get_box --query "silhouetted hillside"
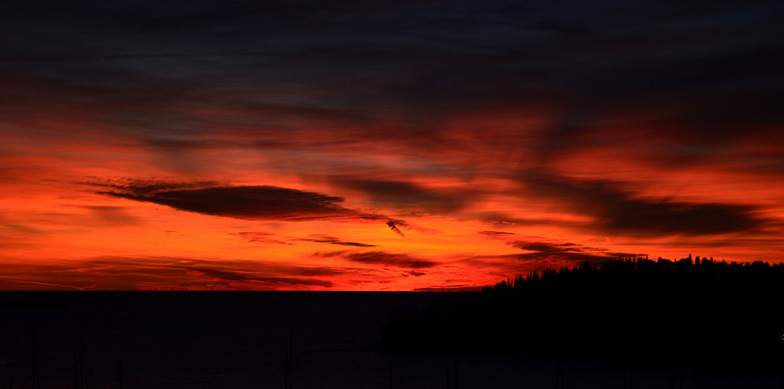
[381,256,784,372]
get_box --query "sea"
[0,291,780,389]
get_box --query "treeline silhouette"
[381,256,784,372]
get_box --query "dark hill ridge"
[381,256,784,373]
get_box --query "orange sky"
[1,1,783,290]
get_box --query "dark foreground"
[382,258,784,371]
[0,291,781,389]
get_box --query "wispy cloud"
[313,250,437,269]
[0,256,339,290]
[297,234,375,247]
[183,267,333,287]
[332,178,466,213]
[478,230,516,236]
[508,240,619,263]
[478,231,637,267]
[231,231,292,245]
[518,172,769,236]
[343,251,437,269]
[82,205,142,225]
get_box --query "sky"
[1,0,783,290]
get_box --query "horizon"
[1,254,778,292]
[2,1,783,290]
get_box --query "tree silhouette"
[381,256,784,373]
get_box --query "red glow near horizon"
[1,102,781,290]
[1,2,782,290]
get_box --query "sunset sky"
[1,0,783,290]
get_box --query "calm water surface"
[0,292,779,389]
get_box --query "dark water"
[0,292,779,389]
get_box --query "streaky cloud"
[313,250,437,269]
[519,171,769,236]
[232,231,292,245]
[478,230,516,236]
[7,255,341,290]
[183,267,333,287]
[297,234,375,247]
[331,177,466,213]
[344,251,437,269]
[508,239,620,263]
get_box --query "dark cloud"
[184,267,333,287]
[4,0,782,166]
[478,213,587,229]
[0,255,340,290]
[386,220,406,238]
[391,219,442,235]
[414,286,483,292]
[232,232,292,245]
[519,172,769,236]
[474,233,639,267]
[508,240,615,263]
[89,179,224,195]
[89,179,368,221]
[311,250,349,258]
[459,254,552,275]
[297,234,375,247]
[332,178,465,213]
[91,256,349,284]
[345,251,437,269]
[512,241,579,252]
[478,230,516,236]
[314,250,437,269]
